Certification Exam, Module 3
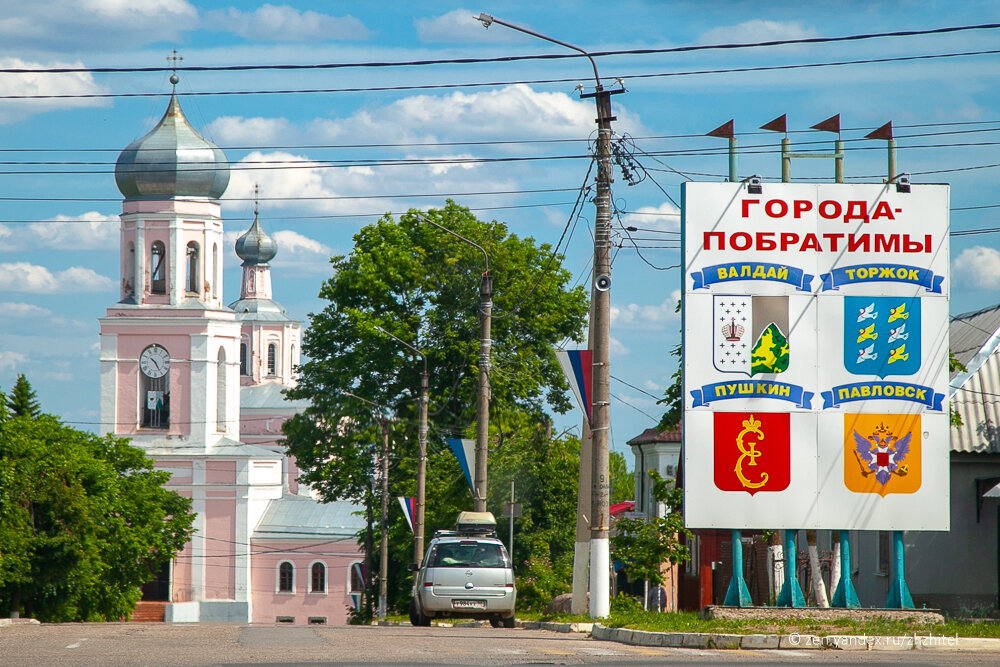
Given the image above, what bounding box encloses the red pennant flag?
[706,119,735,139]
[865,121,893,140]
[811,114,841,134]
[714,412,790,495]
[760,114,787,133]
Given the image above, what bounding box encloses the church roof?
[253,494,365,540]
[228,297,299,322]
[115,84,229,200]
[235,213,278,266]
[241,382,310,411]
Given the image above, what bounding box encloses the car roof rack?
[455,511,498,537]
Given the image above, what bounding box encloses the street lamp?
[374,325,430,567]
[343,391,392,621]
[415,213,492,514]
[474,12,622,619]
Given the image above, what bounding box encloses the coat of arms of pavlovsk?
[852,421,911,486]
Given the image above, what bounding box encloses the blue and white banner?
[691,262,814,291]
[690,380,813,409]
[397,496,416,533]
[821,381,944,411]
[446,437,475,493]
[555,348,593,424]
[820,263,944,293]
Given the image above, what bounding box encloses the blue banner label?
[821,381,944,411]
[691,262,813,291]
[691,381,813,409]
[820,264,943,293]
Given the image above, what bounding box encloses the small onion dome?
[115,92,229,199]
[235,213,278,266]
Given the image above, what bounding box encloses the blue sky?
[2,1,1000,460]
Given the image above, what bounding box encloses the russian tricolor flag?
[555,349,593,425]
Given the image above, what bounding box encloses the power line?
[4,23,998,75]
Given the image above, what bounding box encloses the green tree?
[283,202,589,612]
[610,470,691,587]
[0,384,8,424]
[7,374,41,419]
[0,415,195,621]
[610,450,634,505]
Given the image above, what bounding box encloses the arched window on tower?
[212,243,218,299]
[217,347,227,432]
[267,342,277,376]
[125,241,135,298]
[186,242,200,294]
[240,341,249,376]
[150,241,166,295]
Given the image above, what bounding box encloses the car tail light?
[506,583,514,589]
[424,582,433,588]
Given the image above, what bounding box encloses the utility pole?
[375,326,429,565]
[345,391,392,620]
[417,213,492,512]
[475,12,622,619]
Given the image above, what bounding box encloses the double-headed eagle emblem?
[853,423,911,486]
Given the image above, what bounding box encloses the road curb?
[589,624,1000,651]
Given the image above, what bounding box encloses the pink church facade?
[98,85,363,625]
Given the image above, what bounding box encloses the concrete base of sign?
[703,606,944,624]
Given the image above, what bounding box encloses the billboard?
[682,182,949,530]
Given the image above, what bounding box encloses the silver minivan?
[408,512,516,627]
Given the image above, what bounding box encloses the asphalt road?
[2,622,1000,666]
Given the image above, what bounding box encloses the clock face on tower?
[139,345,171,378]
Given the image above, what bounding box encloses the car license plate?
[452,599,486,610]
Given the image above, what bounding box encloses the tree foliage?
[610,470,690,586]
[282,203,589,612]
[283,203,589,504]
[7,374,41,419]
[0,415,195,621]
[610,450,634,505]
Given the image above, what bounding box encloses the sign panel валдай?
[681,182,949,530]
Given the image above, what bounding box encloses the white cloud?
[415,9,526,44]
[0,2,197,52]
[622,201,681,233]
[310,84,644,144]
[954,246,1000,289]
[699,20,819,45]
[0,302,89,332]
[0,302,51,317]
[610,336,629,356]
[205,116,295,146]
[0,350,27,371]
[0,57,109,124]
[0,212,118,251]
[611,290,681,329]
[203,5,369,42]
[0,262,114,293]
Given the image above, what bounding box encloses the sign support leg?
[831,530,860,608]
[885,530,914,609]
[723,530,753,606]
[776,529,805,607]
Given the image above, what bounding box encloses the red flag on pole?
[811,114,841,134]
[706,119,735,139]
[760,114,787,133]
[865,121,893,140]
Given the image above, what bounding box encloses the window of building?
[276,616,294,624]
[186,242,200,293]
[267,342,277,376]
[349,561,364,594]
[278,561,294,593]
[212,243,218,299]
[310,562,326,594]
[307,617,326,625]
[150,241,166,294]
[216,347,226,432]
[125,242,135,297]
[240,342,249,376]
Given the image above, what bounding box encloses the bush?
[610,591,644,615]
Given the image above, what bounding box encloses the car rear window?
[430,541,508,568]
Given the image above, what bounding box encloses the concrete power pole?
[475,270,493,512]
[474,13,622,618]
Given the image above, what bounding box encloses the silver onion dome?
[235,212,278,266]
[115,91,229,199]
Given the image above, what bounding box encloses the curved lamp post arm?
[415,212,488,275]
[475,13,601,88]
